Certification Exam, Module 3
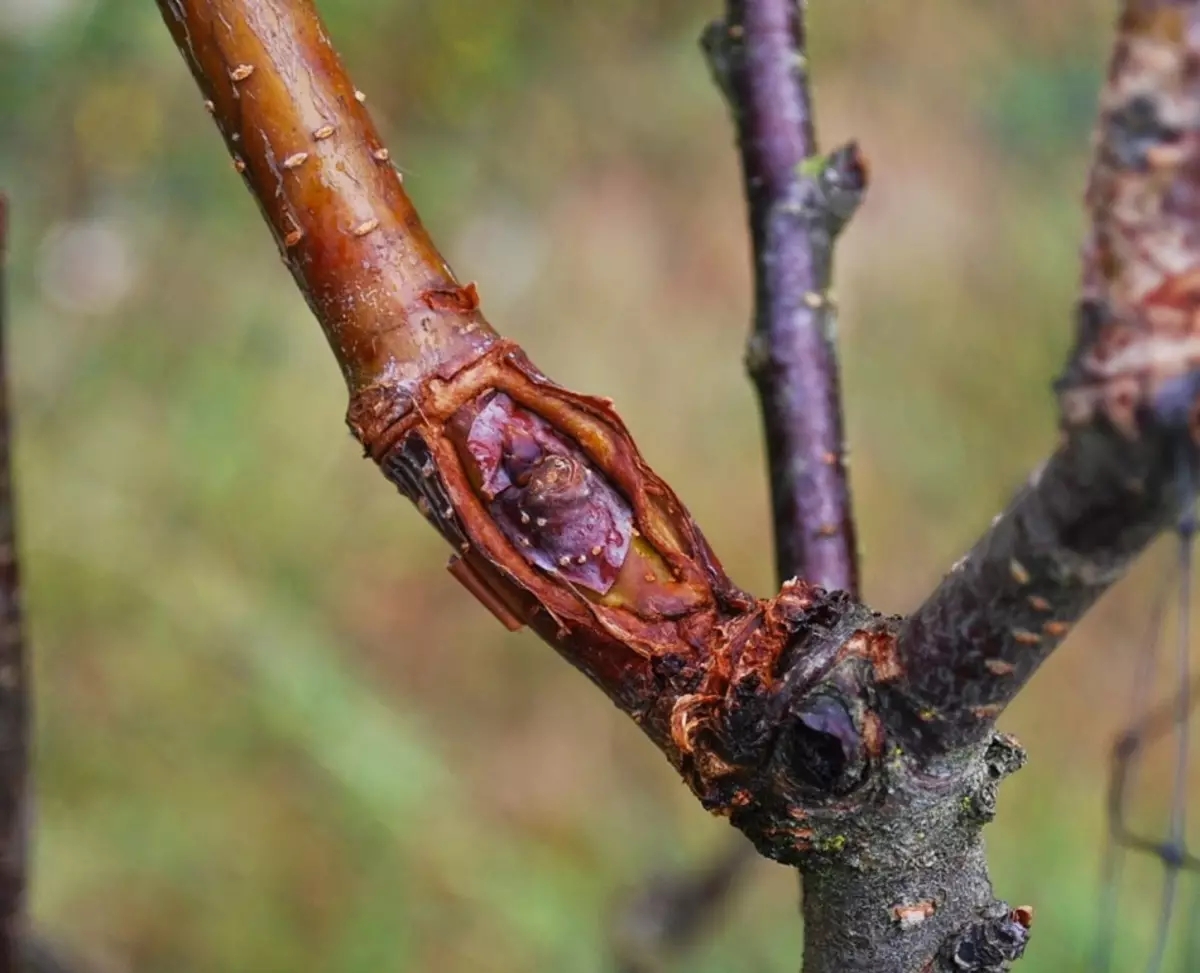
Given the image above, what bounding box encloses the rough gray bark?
[890,422,1192,756]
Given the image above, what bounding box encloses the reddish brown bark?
[155,0,897,856]
[158,0,489,399]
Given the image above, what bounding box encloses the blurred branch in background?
[2,203,110,973]
[1094,557,1174,972]
[0,196,30,973]
[19,936,99,973]
[1097,527,1200,972]
[611,840,757,973]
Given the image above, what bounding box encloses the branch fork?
[153,0,1200,969]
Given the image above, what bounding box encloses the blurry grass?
[35,528,623,972]
[1,0,1198,969]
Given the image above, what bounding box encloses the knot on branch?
[961,733,1027,824]
[667,597,907,865]
[935,900,1032,972]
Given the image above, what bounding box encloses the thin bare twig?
[1097,520,1200,971]
[1147,507,1194,973]
[1094,556,1172,971]
[1107,531,1200,846]
[704,0,865,593]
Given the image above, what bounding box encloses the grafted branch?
[154,0,1200,970]
[154,0,886,848]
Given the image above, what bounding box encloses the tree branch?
[154,0,875,826]
[154,0,1200,969]
[154,0,1025,969]
[0,195,29,973]
[703,1,866,593]
[888,427,1188,756]
[891,0,1200,758]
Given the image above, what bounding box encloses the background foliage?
[0,0,1194,969]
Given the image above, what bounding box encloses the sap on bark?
[446,390,706,618]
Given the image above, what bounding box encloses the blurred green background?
[0,0,1196,970]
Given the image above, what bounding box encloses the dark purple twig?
[0,197,28,973]
[704,0,866,593]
